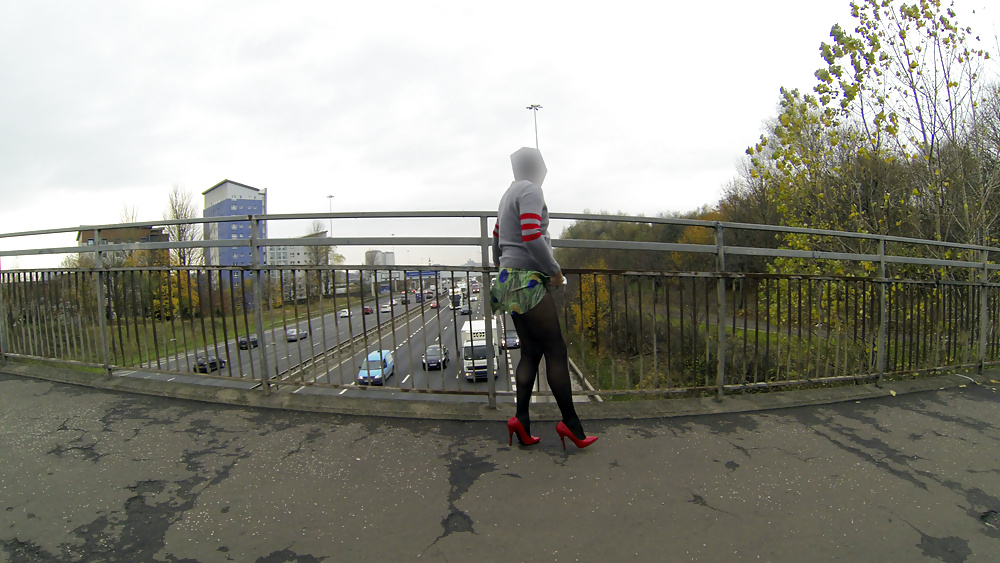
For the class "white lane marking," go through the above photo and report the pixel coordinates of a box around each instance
[294,386,304,393]
[339,388,348,395]
[402,374,411,384]
[167,377,175,382]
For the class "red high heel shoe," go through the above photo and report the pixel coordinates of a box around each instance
[556,421,598,450]
[508,417,540,446]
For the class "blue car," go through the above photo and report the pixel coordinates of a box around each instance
[357,350,395,385]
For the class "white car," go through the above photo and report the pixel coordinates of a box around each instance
[379,303,392,313]
[338,309,352,318]
[286,328,308,342]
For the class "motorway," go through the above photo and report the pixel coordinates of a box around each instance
[138,290,521,398]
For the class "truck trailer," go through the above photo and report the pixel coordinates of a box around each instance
[459,319,500,381]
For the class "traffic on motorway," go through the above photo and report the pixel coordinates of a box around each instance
[141,284,521,397]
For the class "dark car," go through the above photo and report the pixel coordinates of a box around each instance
[363,306,374,314]
[501,329,520,350]
[422,345,450,370]
[195,355,226,373]
[460,303,471,315]
[238,334,258,349]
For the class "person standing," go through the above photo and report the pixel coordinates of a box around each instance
[490,147,597,450]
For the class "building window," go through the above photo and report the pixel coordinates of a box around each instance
[231,204,237,211]
[231,234,238,239]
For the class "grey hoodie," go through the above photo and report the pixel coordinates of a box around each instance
[491,148,561,276]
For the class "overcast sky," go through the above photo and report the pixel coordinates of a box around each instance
[2,0,997,267]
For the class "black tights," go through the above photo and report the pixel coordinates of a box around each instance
[510,292,586,440]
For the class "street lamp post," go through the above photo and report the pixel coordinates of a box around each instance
[526,104,542,149]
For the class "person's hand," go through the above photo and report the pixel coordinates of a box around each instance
[550,271,565,287]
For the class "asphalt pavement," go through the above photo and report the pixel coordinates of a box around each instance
[2,369,999,562]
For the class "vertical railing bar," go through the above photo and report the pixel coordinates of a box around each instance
[876,238,887,383]
[292,269,306,383]
[752,277,760,384]
[43,271,60,360]
[329,267,342,386]
[781,277,790,381]
[34,272,50,359]
[171,269,188,372]
[666,275,673,388]
[137,270,153,369]
[108,272,122,366]
[20,272,33,357]
[0,271,8,365]
[238,270,254,379]
[81,271,96,365]
[775,277,782,381]
[632,275,646,388]
[251,217,270,390]
[57,271,71,361]
[128,270,144,368]
[227,270,244,378]
[715,223,726,397]
[648,276,660,389]
[95,233,112,375]
[147,270,161,370]
[806,278,814,380]
[318,266,331,386]
[301,268,314,382]
[40,272,55,359]
[979,249,989,372]
[39,271,56,360]
[59,272,76,362]
[608,272,615,392]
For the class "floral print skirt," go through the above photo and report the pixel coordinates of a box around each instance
[489,267,550,316]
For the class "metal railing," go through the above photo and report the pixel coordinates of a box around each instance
[2,211,999,408]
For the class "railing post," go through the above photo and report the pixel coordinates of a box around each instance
[94,229,112,378]
[876,238,887,385]
[715,222,726,400]
[480,216,496,409]
[251,217,271,394]
[0,259,8,366]
[978,248,989,373]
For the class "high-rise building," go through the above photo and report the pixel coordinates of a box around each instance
[202,180,267,266]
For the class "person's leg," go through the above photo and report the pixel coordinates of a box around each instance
[510,312,541,436]
[515,292,587,440]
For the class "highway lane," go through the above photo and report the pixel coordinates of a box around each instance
[289,295,520,397]
[138,291,437,378]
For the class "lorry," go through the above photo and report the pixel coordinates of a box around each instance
[449,289,463,310]
[460,319,500,381]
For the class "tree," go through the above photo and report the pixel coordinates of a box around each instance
[165,185,202,266]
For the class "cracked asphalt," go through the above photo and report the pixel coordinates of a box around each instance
[1,372,999,562]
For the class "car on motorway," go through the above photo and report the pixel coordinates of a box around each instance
[338,308,352,318]
[194,355,226,373]
[460,302,471,315]
[391,298,399,305]
[357,350,395,385]
[363,305,374,314]
[430,301,439,309]
[422,345,450,370]
[501,329,520,349]
[238,334,259,349]
[286,328,308,342]
[379,303,392,313]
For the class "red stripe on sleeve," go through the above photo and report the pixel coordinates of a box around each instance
[520,223,540,231]
[519,213,541,221]
[522,232,542,242]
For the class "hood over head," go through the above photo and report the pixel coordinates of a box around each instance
[510,147,546,187]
